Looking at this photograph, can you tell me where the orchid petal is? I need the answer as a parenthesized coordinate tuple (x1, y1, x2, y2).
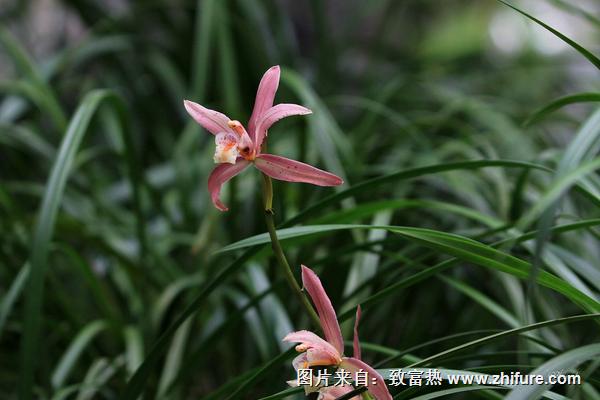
(318, 386, 361, 400)
(299, 266, 345, 354)
(254, 103, 312, 150)
(255, 154, 343, 186)
(353, 306, 362, 360)
(207, 159, 250, 211)
(340, 358, 392, 400)
(291, 352, 309, 371)
(183, 100, 233, 135)
(287, 363, 321, 396)
(248, 65, 280, 142)
(283, 330, 340, 359)
(306, 348, 342, 368)
(283, 330, 332, 349)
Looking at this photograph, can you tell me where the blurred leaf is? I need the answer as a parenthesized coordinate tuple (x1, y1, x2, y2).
(0, 263, 28, 340)
(51, 320, 109, 390)
(19, 90, 145, 399)
(191, 0, 216, 99)
(505, 343, 600, 400)
(440, 276, 520, 328)
(218, 224, 600, 312)
(524, 93, 600, 127)
(409, 314, 600, 367)
(497, 0, 600, 70)
(0, 26, 66, 130)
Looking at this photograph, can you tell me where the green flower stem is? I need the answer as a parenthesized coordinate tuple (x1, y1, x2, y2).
(261, 173, 321, 329)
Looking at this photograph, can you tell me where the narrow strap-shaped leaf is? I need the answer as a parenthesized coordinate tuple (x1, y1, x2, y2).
(0, 263, 29, 339)
(0, 26, 66, 130)
(51, 320, 110, 389)
(408, 314, 600, 367)
(505, 343, 600, 400)
(216, 223, 600, 313)
(497, 0, 600, 71)
(524, 93, 600, 127)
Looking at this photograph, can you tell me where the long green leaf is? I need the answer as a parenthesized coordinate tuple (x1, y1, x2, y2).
(439, 276, 520, 328)
(0, 263, 29, 339)
(516, 157, 600, 230)
(505, 343, 600, 400)
(524, 93, 600, 127)
(0, 26, 66, 130)
(51, 320, 109, 389)
(497, 0, 600, 71)
(408, 314, 600, 367)
(283, 160, 558, 227)
(218, 224, 600, 312)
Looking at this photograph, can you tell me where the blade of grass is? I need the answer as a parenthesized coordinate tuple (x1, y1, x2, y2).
(156, 318, 193, 399)
(121, 247, 261, 399)
(75, 357, 124, 400)
(523, 93, 600, 127)
(408, 314, 600, 367)
(123, 326, 144, 377)
(505, 343, 600, 400)
(191, 0, 216, 98)
(391, 227, 600, 314)
(218, 221, 600, 312)
(525, 111, 600, 317)
(0, 80, 65, 131)
(337, 218, 600, 323)
(515, 157, 600, 230)
(313, 199, 503, 227)
(216, 0, 242, 117)
(496, 0, 600, 71)
(0, 122, 55, 159)
(0, 26, 66, 130)
(283, 160, 578, 227)
(51, 320, 109, 389)
(550, 0, 600, 28)
(0, 263, 28, 340)
(439, 276, 521, 328)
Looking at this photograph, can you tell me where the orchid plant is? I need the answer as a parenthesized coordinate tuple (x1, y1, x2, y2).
(284, 266, 392, 400)
(184, 65, 342, 211)
(184, 68, 382, 399)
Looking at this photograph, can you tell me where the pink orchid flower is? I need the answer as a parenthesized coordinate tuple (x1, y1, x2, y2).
(283, 265, 392, 400)
(183, 66, 343, 211)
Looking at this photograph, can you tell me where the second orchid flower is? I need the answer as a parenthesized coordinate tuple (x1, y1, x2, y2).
(284, 265, 393, 400)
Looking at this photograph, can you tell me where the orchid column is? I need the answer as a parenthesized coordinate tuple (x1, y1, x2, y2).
(184, 66, 343, 328)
